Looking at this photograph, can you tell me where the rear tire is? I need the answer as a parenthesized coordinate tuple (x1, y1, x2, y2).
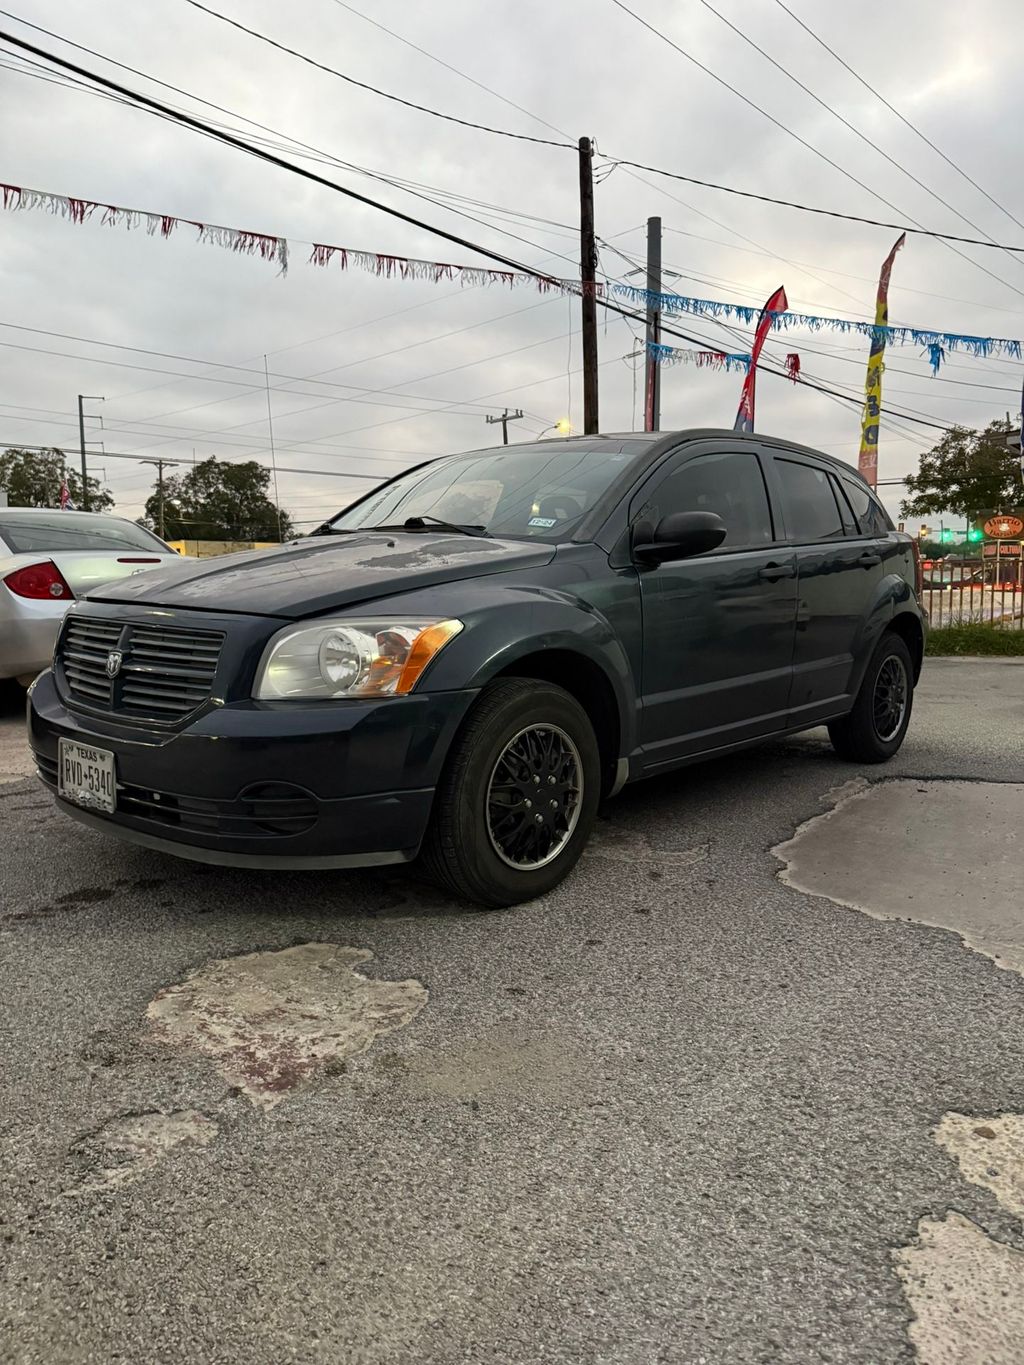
(419, 678, 601, 908)
(827, 631, 914, 763)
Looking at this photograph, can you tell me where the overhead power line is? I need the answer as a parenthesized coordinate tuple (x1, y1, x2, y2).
(0, 439, 387, 481)
(692, 0, 1024, 290)
(601, 158, 1024, 255)
(770, 0, 1024, 238)
(0, 27, 955, 436)
(5, 13, 1024, 261)
(604, 0, 1024, 281)
(183, 0, 573, 149)
(0, 317, 553, 414)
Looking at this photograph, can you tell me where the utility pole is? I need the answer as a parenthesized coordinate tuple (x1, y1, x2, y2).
(77, 394, 104, 512)
(264, 355, 284, 542)
(643, 216, 662, 432)
(485, 409, 524, 445)
(578, 136, 599, 435)
(139, 456, 181, 541)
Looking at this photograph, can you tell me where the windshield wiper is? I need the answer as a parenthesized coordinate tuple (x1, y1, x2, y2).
(364, 515, 492, 538)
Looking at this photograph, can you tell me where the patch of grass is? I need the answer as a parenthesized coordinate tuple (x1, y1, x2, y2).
(926, 623, 1024, 656)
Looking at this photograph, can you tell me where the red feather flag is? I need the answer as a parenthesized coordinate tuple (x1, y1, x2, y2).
(733, 286, 787, 432)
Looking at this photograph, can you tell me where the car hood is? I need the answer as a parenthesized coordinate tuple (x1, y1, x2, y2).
(83, 532, 557, 618)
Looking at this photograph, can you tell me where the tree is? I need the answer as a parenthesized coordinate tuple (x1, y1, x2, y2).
(901, 419, 1023, 521)
(0, 447, 115, 512)
(143, 457, 293, 542)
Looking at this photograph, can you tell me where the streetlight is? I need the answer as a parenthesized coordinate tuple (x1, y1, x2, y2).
(538, 419, 573, 437)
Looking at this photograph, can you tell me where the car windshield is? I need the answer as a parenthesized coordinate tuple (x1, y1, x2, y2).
(328, 441, 649, 541)
(0, 512, 169, 555)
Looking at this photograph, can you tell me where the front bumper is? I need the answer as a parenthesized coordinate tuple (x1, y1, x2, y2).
(29, 669, 479, 869)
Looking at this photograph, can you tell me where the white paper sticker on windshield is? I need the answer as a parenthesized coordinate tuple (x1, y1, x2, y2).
(528, 516, 558, 528)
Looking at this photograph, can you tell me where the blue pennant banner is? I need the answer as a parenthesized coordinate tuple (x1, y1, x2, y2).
(620, 287, 1022, 374)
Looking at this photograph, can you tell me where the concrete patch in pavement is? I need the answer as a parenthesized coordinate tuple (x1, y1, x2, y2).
(69, 1110, 218, 1195)
(773, 779, 1024, 977)
(935, 1112, 1024, 1218)
(894, 1211, 1024, 1365)
(147, 943, 427, 1109)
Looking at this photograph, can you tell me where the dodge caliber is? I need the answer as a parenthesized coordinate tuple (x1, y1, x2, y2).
(29, 430, 926, 906)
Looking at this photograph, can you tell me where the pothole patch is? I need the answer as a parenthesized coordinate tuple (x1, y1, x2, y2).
(147, 943, 427, 1109)
(893, 1211, 1024, 1365)
(936, 1113, 1024, 1219)
(773, 779, 1024, 977)
(893, 1112, 1024, 1363)
(70, 1109, 217, 1195)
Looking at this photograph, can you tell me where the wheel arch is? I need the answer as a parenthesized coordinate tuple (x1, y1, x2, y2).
(886, 610, 925, 683)
(491, 648, 623, 797)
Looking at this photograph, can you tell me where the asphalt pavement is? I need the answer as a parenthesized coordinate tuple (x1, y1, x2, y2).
(2, 661, 1023, 1365)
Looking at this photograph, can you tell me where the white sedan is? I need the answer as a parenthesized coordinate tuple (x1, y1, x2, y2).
(0, 508, 182, 684)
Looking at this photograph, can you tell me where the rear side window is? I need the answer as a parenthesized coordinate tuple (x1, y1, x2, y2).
(828, 474, 859, 536)
(841, 478, 894, 536)
(641, 450, 774, 548)
(0, 514, 168, 555)
(774, 460, 846, 542)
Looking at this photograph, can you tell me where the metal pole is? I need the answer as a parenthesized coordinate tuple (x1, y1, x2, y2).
(578, 136, 599, 435)
(76, 394, 104, 511)
(643, 215, 662, 431)
(263, 355, 283, 542)
(77, 395, 88, 512)
(157, 458, 166, 540)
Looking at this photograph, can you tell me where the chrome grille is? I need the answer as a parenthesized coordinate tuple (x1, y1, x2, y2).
(59, 617, 224, 722)
(61, 616, 122, 706)
(118, 623, 223, 717)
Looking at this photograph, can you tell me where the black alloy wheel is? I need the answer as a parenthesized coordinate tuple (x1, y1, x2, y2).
(828, 630, 915, 764)
(486, 724, 583, 871)
(872, 654, 909, 743)
(420, 678, 601, 907)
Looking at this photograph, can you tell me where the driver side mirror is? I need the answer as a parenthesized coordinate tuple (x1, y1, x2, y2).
(633, 510, 727, 564)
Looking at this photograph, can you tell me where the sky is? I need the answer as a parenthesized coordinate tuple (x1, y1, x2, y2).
(1, 0, 1023, 534)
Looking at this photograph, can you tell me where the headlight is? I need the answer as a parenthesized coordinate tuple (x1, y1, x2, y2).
(253, 618, 463, 699)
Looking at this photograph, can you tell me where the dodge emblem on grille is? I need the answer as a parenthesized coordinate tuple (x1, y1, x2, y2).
(105, 649, 123, 679)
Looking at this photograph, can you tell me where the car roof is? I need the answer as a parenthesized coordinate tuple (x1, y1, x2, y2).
(0, 507, 134, 523)
(496, 428, 874, 490)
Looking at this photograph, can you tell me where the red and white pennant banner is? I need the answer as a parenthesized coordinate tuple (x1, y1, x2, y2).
(1, 183, 289, 273)
(0, 182, 578, 294)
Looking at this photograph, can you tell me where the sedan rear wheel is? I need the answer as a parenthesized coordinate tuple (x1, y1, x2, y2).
(420, 678, 601, 907)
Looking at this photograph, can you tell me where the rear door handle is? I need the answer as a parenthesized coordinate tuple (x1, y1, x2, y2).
(759, 562, 796, 581)
(858, 552, 882, 567)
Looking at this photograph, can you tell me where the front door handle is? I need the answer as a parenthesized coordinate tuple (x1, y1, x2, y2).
(858, 552, 882, 568)
(759, 562, 796, 581)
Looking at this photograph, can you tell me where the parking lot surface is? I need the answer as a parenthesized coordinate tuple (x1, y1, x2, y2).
(2, 661, 1023, 1364)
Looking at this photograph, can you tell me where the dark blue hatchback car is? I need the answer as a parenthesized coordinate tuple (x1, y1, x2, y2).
(29, 430, 925, 906)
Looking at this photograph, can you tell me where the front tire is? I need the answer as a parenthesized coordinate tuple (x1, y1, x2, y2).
(420, 678, 601, 908)
(828, 632, 914, 763)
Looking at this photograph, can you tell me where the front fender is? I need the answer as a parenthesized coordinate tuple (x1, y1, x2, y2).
(417, 585, 639, 761)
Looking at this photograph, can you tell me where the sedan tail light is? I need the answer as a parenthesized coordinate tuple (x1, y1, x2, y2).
(3, 560, 74, 600)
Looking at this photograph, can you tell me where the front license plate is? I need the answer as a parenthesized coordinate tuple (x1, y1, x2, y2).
(58, 739, 117, 814)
